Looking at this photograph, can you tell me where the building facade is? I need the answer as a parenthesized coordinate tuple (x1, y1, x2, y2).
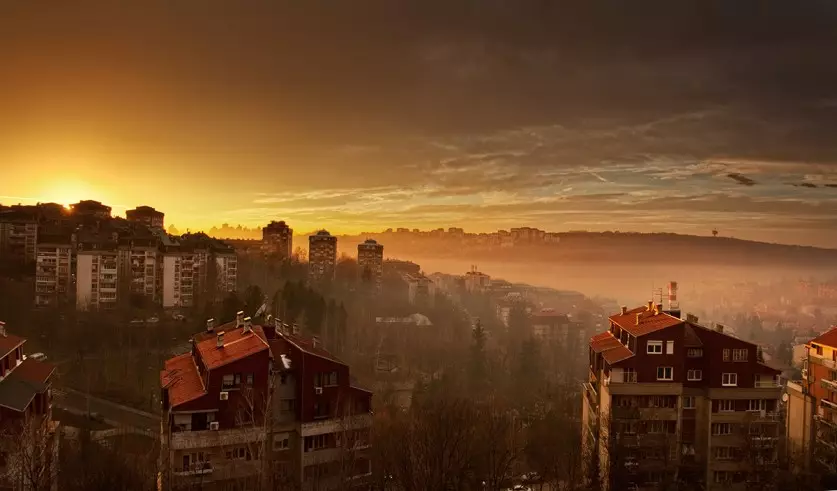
(76, 246, 120, 311)
(582, 304, 782, 491)
(34, 236, 75, 308)
(262, 221, 293, 260)
(464, 267, 491, 293)
(785, 327, 837, 473)
(160, 316, 372, 491)
(126, 206, 165, 229)
(308, 231, 337, 283)
(0, 213, 38, 265)
(0, 323, 59, 491)
(357, 239, 383, 292)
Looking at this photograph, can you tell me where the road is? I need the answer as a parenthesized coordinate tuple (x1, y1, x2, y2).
(53, 387, 160, 433)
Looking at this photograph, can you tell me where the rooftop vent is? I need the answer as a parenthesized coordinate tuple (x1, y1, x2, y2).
(655, 303, 663, 315)
(636, 313, 641, 326)
(243, 316, 252, 333)
(292, 323, 299, 335)
(647, 301, 653, 311)
(216, 331, 225, 348)
(685, 313, 699, 324)
(312, 336, 321, 349)
(715, 323, 724, 333)
(620, 306, 628, 315)
(206, 318, 215, 333)
(235, 311, 245, 328)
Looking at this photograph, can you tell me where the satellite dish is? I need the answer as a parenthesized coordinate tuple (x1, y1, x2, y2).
(782, 393, 789, 402)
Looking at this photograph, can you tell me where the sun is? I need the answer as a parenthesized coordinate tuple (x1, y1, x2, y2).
(37, 179, 99, 207)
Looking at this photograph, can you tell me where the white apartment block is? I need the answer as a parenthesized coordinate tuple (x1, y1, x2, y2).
(215, 253, 237, 294)
(76, 250, 119, 311)
(121, 245, 162, 303)
(34, 242, 73, 307)
(162, 253, 183, 308)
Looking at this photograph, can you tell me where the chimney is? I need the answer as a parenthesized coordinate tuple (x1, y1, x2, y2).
(0, 320, 6, 337)
(620, 306, 628, 315)
(715, 323, 724, 333)
(206, 318, 215, 333)
(243, 316, 252, 333)
(655, 303, 663, 315)
(647, 300, 653, 311)
(757, 346, 765, 362)
(216, 331, 225, 348)
(292, 323, 299, 335)
(236, 311, 245, 328)
(312, 336, 321, 349)
(635, 313, 641, 326)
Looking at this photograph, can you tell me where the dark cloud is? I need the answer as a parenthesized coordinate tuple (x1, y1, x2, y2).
(726, 173, 758, 186)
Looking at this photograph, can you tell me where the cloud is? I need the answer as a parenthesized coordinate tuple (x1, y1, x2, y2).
(726, 173, 758, 186)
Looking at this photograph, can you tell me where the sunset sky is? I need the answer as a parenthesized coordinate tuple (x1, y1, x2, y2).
(2, 1, 837, 246)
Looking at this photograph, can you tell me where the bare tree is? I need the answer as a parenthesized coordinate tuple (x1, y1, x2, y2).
(473, 399, 524, 491)
(0, 414, 56, 491)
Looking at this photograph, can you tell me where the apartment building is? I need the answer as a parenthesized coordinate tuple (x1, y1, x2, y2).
(76, 242, 120, 311)
(161, 233, 237, 309)
(582, 303, 782, 491)
(0, 210, 38, 265)
(68, 200, 111, 220)
(264, 319, 373, 490)
(308, 231, 337, 283)
(531, 308, 578, 342)
(160, 316, 372, 491)
(786, 327, 837, 472)
(160, 316, 272, 490)
(0, 323, 59, 491)
(262, 220, 293, 260)
(403, 273, 436, 307)
(357, 239, 383, 292)
(464, 267, 491, 293)
(34, 235, 75, 308)
(126, 205, 165, 229)
(119, 235, 163, 305)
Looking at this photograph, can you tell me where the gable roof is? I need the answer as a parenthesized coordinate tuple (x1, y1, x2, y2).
(0, 333, 25, 360)
(810, 327, 837, 349)
(589, 331, 635, 364)
(161, 353, 206, 408)
(683, 324, 704, 348)
(196, 325, 269, 370)
(0, 359, 53, 412)
(610, 306, 683, 337)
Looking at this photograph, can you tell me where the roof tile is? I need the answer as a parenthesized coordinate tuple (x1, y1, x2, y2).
(161, 353, 206, 408)
(810, 327, 837, 349)
(610, 306, 683, 337)
(196, 326, 269, 370)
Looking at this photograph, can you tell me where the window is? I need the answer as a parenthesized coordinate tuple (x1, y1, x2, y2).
(732, 349, 748, 362)
(723, 349, 730, 361)
(273, 433, 290, 451)
(314, 372, 322, 387)
(687, 348, 703, 358)
(714, 446, 738, 461)
(647, 420, 674, 434)
(666, 340, 674, 354)
(815, 344, 824, 356)
(304, 434, 328, 452)
(712, 423, 732, 435)
(682, 396, 695, 409)
(245, 373, 254, 385)
(687, 369, 702, 381)
(222, 374, 235, 390)
(656, 366, 673, 381)
(620, 421, 638, 434)
(722, 373, 738, 386)
(718, 400, 735, 412)
(714, 471, 732, 483)
(326, 371, 338, 386)
(647, 395, 675, 408)
(647, 341, 663, 354)
(748, 399, 767, 412)
(279, 399, 295, 412)
(230, 447, 248, 460)
(234, 373, 242, 385)
(314, 402, 330, 419)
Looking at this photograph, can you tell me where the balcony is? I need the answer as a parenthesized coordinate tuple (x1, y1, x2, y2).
(822, 379, 837, 392)
(608, 371, 637, 384)
(173, 462, 213, 477)
(823, 399, 837, 411)
(167, 426, 266, 451)
(301, 414, 372, 437)
(811, 354, 837, 369)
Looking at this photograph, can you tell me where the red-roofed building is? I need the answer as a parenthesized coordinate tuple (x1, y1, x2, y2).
(581, 303, 782, 491)
(0, 322, 59, 491)
(160, 313, 372, 490)
(785, 325, 837, 473)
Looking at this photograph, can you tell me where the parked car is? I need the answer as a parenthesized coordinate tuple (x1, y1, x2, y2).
(146, 316, 159, 324)
(29, 352, 47, 362)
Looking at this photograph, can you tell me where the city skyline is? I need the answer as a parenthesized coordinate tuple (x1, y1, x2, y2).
(3, 2, 837, 246)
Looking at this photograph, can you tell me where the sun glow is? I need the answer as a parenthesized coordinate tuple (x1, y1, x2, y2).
(36, 179, 100, 207)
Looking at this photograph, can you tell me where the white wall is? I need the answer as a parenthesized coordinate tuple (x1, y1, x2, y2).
(163, 255, 179, 308)
(76, 253, 94, 310)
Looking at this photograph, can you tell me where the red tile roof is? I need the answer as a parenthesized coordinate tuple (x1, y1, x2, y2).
(161, 353, 206, 408)
(610, 306, 683, 337)
(589, 331, 635, 364)
(602, 345, 634, 364)
(0, 333, 25, 359)
(14, 358, 55, 385)
(810, 327, 837, 349)
(196, 325, 269, 370)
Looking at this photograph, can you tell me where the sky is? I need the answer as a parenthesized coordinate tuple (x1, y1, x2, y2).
(2, 1, 837, 246)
